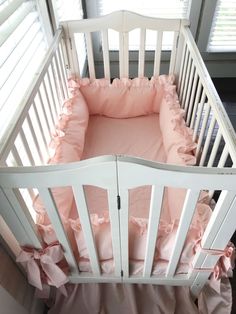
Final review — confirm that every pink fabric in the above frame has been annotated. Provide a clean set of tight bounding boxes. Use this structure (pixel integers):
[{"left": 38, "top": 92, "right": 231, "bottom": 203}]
[
  {"left": 48, "top": 279, "right": 232, "bottom": 314},
  {"left": 32, "top": 75, "right": 234, "bottom": 310},
  {"left": 16, "top": 243, "right": 68, "bottom": 291},
  {"left": 69, "top": 76, "right": 170, "bottom": 117}
]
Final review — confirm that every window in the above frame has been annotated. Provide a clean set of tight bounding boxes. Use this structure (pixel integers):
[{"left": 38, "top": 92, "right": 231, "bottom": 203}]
[
  {"left": 96, "top": 0, "right": 192, "bottom": 51},
  {"left": 0, "top": 0, "right": 51, "bottom": 140},
  {"left": 207, "top": 0, "right": 236, "bottom": 52}
]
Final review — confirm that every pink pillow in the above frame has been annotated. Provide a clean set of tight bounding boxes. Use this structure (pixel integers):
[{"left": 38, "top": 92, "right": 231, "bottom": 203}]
[{"left": 77, "top": 76, "right": 167, "bottom": 117}]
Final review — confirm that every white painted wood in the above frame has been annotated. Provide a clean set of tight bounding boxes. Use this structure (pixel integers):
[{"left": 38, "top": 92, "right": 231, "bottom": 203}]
[
  {"left": 32, "top": 102, "right": 49, "bottom": 157},
  {"left": 85, "top": 32, "right": 96, "bottom": 79},
  {"left": 19, "top": 130, "right": 35, "bottom": 166},
  {"left": 153, "top": 31, "right": 163, "bottom": 77},
  {"left": 38, "top": 187, "right": 79, "bottom": 275},
  {"left": 181, "top": 26, "right": 236, "bottom": 164},
  {"left": 42, "top": 80, "right": 57, "bottom": 126},
  {"left": 181, "top": 51, "right": 192, "bottom": 105},
  {"left": 169, "top": 32, "right": 178, "bottom": 74},
  {"left": 37, "top": 90, "right": 51, "bottom": 136},
  {"left": 46, "top": 70, "right": 59, "bottom": 118},
  {"left": 218, "top": 145, "right": 229, "bottom": 168},
  {"left": 190, "top": 80, "right": 202, "bottom": 130},
  {"left": 107, "top": 189, "right": 122, "bottom": 277},
  {"left": 61, "top": 11, "right": 182, "bottom": 34},
  {"left": 199, "top": 117, "right": 216, "bottom": 166},
  {"left": 183, "top": 61, "right": 195, "bottom": 113},
  {"left": 179, "top": 49, "right": 189, "bottom": 103},
  {"left": 196, "top": 103, "right": 211, "bottom": 158},
  {"left": 138, "top": 29, "right": 146, "bottom": 77},
  {"left": 207, "top": 130, "right": 222, "bottom": 167},
  {"left": 48, "top": 65, "right": 61, "bottom": 114},
  {"left": 0, "top": 188, "right": 42, "bottom": 249},
  {"left": 26, "top": 115, "right": 44, "bottom": 165},
  {"left": 101, "top": 30, "right": 110, "bottom": 80},
  {"left": 72, "top": 184, "right": 101, "bottom": 276},
  {"left": 119, "top": 32, "right": 129, "bottom": 78},
  {"left": 193, "top": 92, "right": 206, "bottom": 142},
  {"left": 177, "top": 43, "right": 186, "bottom": 96},
  {"left": 56, "top": 48, "right": 68, "bottom": 99},
  {"left": 166, "top": 189, "right": 200, "bottom": 277},
  {"left": 11, "top": 145, "right": 23, "bottom": 166},
  {"left": 119, "top": 189, "right": 129, "bottom": 278},
  {"left": 143, "top": 185, "right": 164, "bottom": 277},
  {"left": 186, "top": 70, "right": 198, "bottom": 126}
]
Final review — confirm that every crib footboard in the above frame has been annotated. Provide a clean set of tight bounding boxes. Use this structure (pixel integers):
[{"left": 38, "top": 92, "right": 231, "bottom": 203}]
[{"left": 1, "top": 155, "right": 236, "bottom": 296}]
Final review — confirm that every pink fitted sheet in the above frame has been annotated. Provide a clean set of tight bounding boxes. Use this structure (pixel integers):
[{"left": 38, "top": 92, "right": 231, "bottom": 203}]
[{"left": 82, "top": 114, "right": 166, "bottom": 161}]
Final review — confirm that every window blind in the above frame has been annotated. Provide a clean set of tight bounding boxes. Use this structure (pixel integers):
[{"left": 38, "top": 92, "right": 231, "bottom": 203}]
[
  {"left": 96, "top": 0, "right": 191, "bottom": 50},
  {"left": 55, "top": 0, "right": 83, "bottom": 21},
  {"left": 207, "top": 0, "right": 236, "bottom": 52},
  {"left": 0, "top": 0, "right": 47, "bottom": 139},
  {"left": 98, "top": 0, "right": 191, "bottom": 19}
]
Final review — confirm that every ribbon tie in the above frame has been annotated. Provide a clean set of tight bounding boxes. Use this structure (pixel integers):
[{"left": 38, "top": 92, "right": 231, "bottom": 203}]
[{"left": 16, "top": 243, "right": 68, "bottom": 291}]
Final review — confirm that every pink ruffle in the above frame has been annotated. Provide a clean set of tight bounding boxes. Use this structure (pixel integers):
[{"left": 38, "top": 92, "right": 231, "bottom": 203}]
[{"left": 69, "top": 75, "right": 175, "bottom": 90}]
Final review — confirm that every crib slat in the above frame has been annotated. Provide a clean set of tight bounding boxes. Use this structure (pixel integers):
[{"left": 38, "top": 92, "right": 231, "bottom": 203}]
[
  {"left": 153, "top": 31, "right": 163, "bottom": 77},
  {"left": 49, "top": 65, "right": 61, "bottom": 115},
  {"left": 166, "top": 189, "right": 200, "bottom": 277},
  {"left": 169, "top": 32, "right": 178, "bottom": 74},
  {"left": 85, "top": 32, "right": 96, "bottom": 80},
  {"left": 207, "top": 129, "right": 222, "bottom": 167},
  {"left": 181, "top": 54, "right": 192, "bottom": 107},
  {"left": 138, "top": 28, "right": 146, "bottom": 77},
  {"left": 1, "top": 188, "right": 42, "bottom": 248},
  {"left": 107, "top": 189, "right": 122, "bottom": 277},
  {"left": 193, "top": 92, "right": 206, "bottom": 142},
  {"left": 58, "top": 44, "right": 69, "bottom": 99},
  {"left": 143, "top": 185, "right": 164, "bottom": 277},
  {"left": 119, "top": 32, "right": 129, "bottom": 78},
  {"left": 11, "top": 144, "right": 23, "bottom": 166},
  {"left": 196, "top": 103, "right": 211, "bottom": 158},
  {"left": 179, "top": 49, "right": 189, "bottom": 104},
  {"left": 119, "top": 189, "right": 129, "bottom": 277},
  {"left": 218, "top": 145, "right": 229, "bottom": 167},
  {"left": 186, "top": 70, "right": 198, "bottom": 126},
  {"left": 190, "top": 80, "right": 202, "bottom": 130},
  {"left": 183, "top": 61, "right": 195, "bottom": 114},
  {"left": 19, "top": 129, "right": 35, "bottom": 166},
  {"left": 177, "top": 43, "right": 186, "bottom": 95},
  {"left": 73, "top": 184, "right": 101, "bottom": 276},
  {"left": 38, "top": 187, "right": 79, "bottom": 275},
  {"left": 101, "top": 30, "right": 110, "bottom": 80},
  {"left": 199, "top": 116, "right": 216, "bottom": 166},
  {"left": 0, "top": 189, "right": 38, "bottom": 249},
  {"left": 32, "top": 101, "right": 50, "bottom": 157},
  {"left": 54, "top": 52, "right": 66, "bottom": 101},
  {"left": 46, "top": 70, "right": 59, "bottom": 118},
  {"left": 26, "top": 114, "right": 44, "bottom": 164},
  {"left": 42, "top": 80, "right": 57, "bottom": 127},
  {"left": 37, "top": 90, "right": 51, "bottom": 137},
  {"left": 56, "top": 48, "right": 68, "bottom": 99}
]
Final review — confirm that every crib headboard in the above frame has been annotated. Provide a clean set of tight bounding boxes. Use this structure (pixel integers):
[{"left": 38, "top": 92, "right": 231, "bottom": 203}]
[{"left": 61, "top": 10, "right": 188, "bottom": 80}]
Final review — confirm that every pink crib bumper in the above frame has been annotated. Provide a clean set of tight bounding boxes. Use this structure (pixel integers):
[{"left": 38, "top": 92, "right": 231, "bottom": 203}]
[{"left": 30, "top": 74, "right": 235, "bottom": 296}]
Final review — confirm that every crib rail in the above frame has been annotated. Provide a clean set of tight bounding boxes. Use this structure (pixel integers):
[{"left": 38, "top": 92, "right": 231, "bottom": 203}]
[
  {"left": 1, "top": 156, "right": 236, "bottom": 294},
  {"left": 178, "top": 26, "right": 236, "bottom": 168},
  {"left": 0, "top": 28, "right": 68, "bottom": 167}
]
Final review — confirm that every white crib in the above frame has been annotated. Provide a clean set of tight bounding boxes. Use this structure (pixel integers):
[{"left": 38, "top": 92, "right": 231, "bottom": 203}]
[{"left": 0, "top": 11, "right": 236, "bottom": 298}]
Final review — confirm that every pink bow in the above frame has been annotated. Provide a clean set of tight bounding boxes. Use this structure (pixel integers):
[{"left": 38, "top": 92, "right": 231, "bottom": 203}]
[{"left": 16, "top": 243, "right": 68, "bottom": 291}]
